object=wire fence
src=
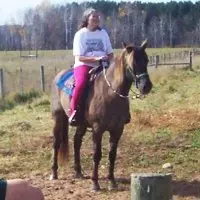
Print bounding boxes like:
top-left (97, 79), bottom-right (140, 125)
top-left (1, 48), bottom-right (199, 98)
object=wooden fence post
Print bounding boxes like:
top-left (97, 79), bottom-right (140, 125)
top-left (54, 67), bottom-right (57, 75)
top-left (131, 173), bottom-right (172, 200)
top-left (149, 56), bottom-right (152, 65)
top-left (189, 51), bottom-right (192, 70)
top-left (0, 68), bottom-right (4, 98)
top-left (163, 53), bottom-right (166, 63)
top-left (155, 55), bottom-right (159, 68)
top-left (168, 53), bottom-right (171, 61)
top-left (40, 65), bottom-right (45, 92)
top-left (20, 67), bottom-right (24, 93)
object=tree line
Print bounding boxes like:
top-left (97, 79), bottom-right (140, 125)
top-left (0, 0), bottom-right (200, 51)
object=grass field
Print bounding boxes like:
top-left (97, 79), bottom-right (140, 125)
top-left (0, 47), bottom-right (195, 95)
top-left (0, 47), bottom-right (193, 71)
top-left (0, 48), bottom-right (200, 200)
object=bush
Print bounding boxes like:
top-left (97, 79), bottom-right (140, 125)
top-left (12, 89), bottom-right (41, 104)
top-left (0, 89), bottom-right (41, 112)
top-left (0, 99), bottom-right (14, 112)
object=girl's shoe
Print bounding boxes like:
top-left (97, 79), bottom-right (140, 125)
top-left (68, 110), bottom-right (77, 124)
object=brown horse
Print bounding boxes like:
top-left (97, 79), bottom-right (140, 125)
top-left (50, 41), bottom-right (152, 191)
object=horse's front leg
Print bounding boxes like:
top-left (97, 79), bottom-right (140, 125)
top-left (92, 126), bottom-right (103, 191)
top-left (108, 126), bottom-right (124, 190)
top-left (74, 125), bottom-right (87, 178)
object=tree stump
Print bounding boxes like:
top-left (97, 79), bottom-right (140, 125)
top-left (131, 173), bottom-right (172, 200)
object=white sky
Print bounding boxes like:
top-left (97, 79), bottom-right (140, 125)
top-left (0, 0), bottom-right (198, 25)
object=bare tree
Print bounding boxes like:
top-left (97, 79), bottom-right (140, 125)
top-left (194, 19), bottom-right (200, 45)
top-left (64, 3), bottom-right (81, 49)
top-left (159, 15), bottom-right (168, 47)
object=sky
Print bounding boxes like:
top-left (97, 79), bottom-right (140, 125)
top-left (0, 0), bottom-right (199, 25)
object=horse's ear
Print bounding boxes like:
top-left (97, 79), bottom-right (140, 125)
top-left (122, 42), bottom-right (133, 53)
top-left (126, 46), bottom-right (133, 53)
top-left (140, 39), bottom-right (148, 50)
top-left (122, 42), bottom-right (127, 48)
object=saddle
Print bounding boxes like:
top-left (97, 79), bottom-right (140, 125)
top-left (89, 60), bottom-right (109, 81)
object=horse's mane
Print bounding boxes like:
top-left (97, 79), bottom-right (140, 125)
top-left (111, 46), bottom-right (134, 86)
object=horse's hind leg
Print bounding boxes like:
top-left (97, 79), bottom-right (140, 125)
top-left (108, 126), bottom-right (123, 190)
top-left (74, 124), bottom-right (87, 178)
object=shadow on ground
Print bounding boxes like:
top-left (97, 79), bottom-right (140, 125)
top-left (173, 179), bottom-right (200, 198)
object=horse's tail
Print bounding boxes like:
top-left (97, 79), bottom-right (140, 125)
top-left (51, 71), bottom-right (70, 165)
top-left (57, 110), bottom-right (69, 164)
top-left (52, 108), bottom-right (69, 166)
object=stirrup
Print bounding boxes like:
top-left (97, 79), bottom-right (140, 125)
top-left (68, 110), bottom-right (77, 124)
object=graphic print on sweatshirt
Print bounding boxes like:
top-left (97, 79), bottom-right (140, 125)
top-left (85, 39), bottom-right (104, 54)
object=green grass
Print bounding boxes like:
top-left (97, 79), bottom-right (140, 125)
top-left (192, 129), bottom-right (200, 148)
top-left (146, 47), bottom-right (191, 56)
top-left (0, 49), bottom-right (74, 70)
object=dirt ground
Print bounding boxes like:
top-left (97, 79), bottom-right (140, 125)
top-left (27, 162), bottom-right (200, 200)
top-left (28, 169), bottom-right (130, 200)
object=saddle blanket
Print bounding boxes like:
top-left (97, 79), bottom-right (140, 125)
top-left (56, 70), bottom-right (74, 96)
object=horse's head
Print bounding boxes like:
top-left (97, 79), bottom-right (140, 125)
top-left (122, 40), bottom-right (152, 95)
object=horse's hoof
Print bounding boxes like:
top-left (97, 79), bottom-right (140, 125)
top-left (108, 181), bottom-right (118, 191)
top-left (92, 183), bottom-right (101, 192)
top-left (74, 173), bottom-right (84, 179)
top-left (49, 174), bottom-right (57, 180)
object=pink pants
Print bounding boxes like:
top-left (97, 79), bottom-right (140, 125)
top-left (70, 65), bottom-right (91, 112)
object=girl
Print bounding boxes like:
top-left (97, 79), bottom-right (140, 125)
top-left (69, 8), bottom-right (113, 123)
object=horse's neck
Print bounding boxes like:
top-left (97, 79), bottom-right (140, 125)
top-left (105, 58), bottom-right (132, 96)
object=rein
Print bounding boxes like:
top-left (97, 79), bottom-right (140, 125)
top-left (102, 63), bottom-right (130, 99)
top-left (102, 62), bottom-right (149, 99)
top-left (126, 65), bottom-right (148, 80)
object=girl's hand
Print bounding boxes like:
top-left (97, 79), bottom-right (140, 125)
top-left (95, 55), bottom-right (108, 61)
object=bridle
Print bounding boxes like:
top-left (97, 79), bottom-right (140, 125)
top-left (102, 60), bottom-right (149, 99)
top-left (126, 65), bottom-right (149, 88)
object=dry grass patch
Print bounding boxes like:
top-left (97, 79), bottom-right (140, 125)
top-left (131, 108), bottom-right (200, 133)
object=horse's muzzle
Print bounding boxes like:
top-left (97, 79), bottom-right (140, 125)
top-left (136, 76), bottom-right (152, 95)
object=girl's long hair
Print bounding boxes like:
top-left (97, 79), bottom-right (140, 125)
top-left (79, 8), bottom-right (101, 31)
